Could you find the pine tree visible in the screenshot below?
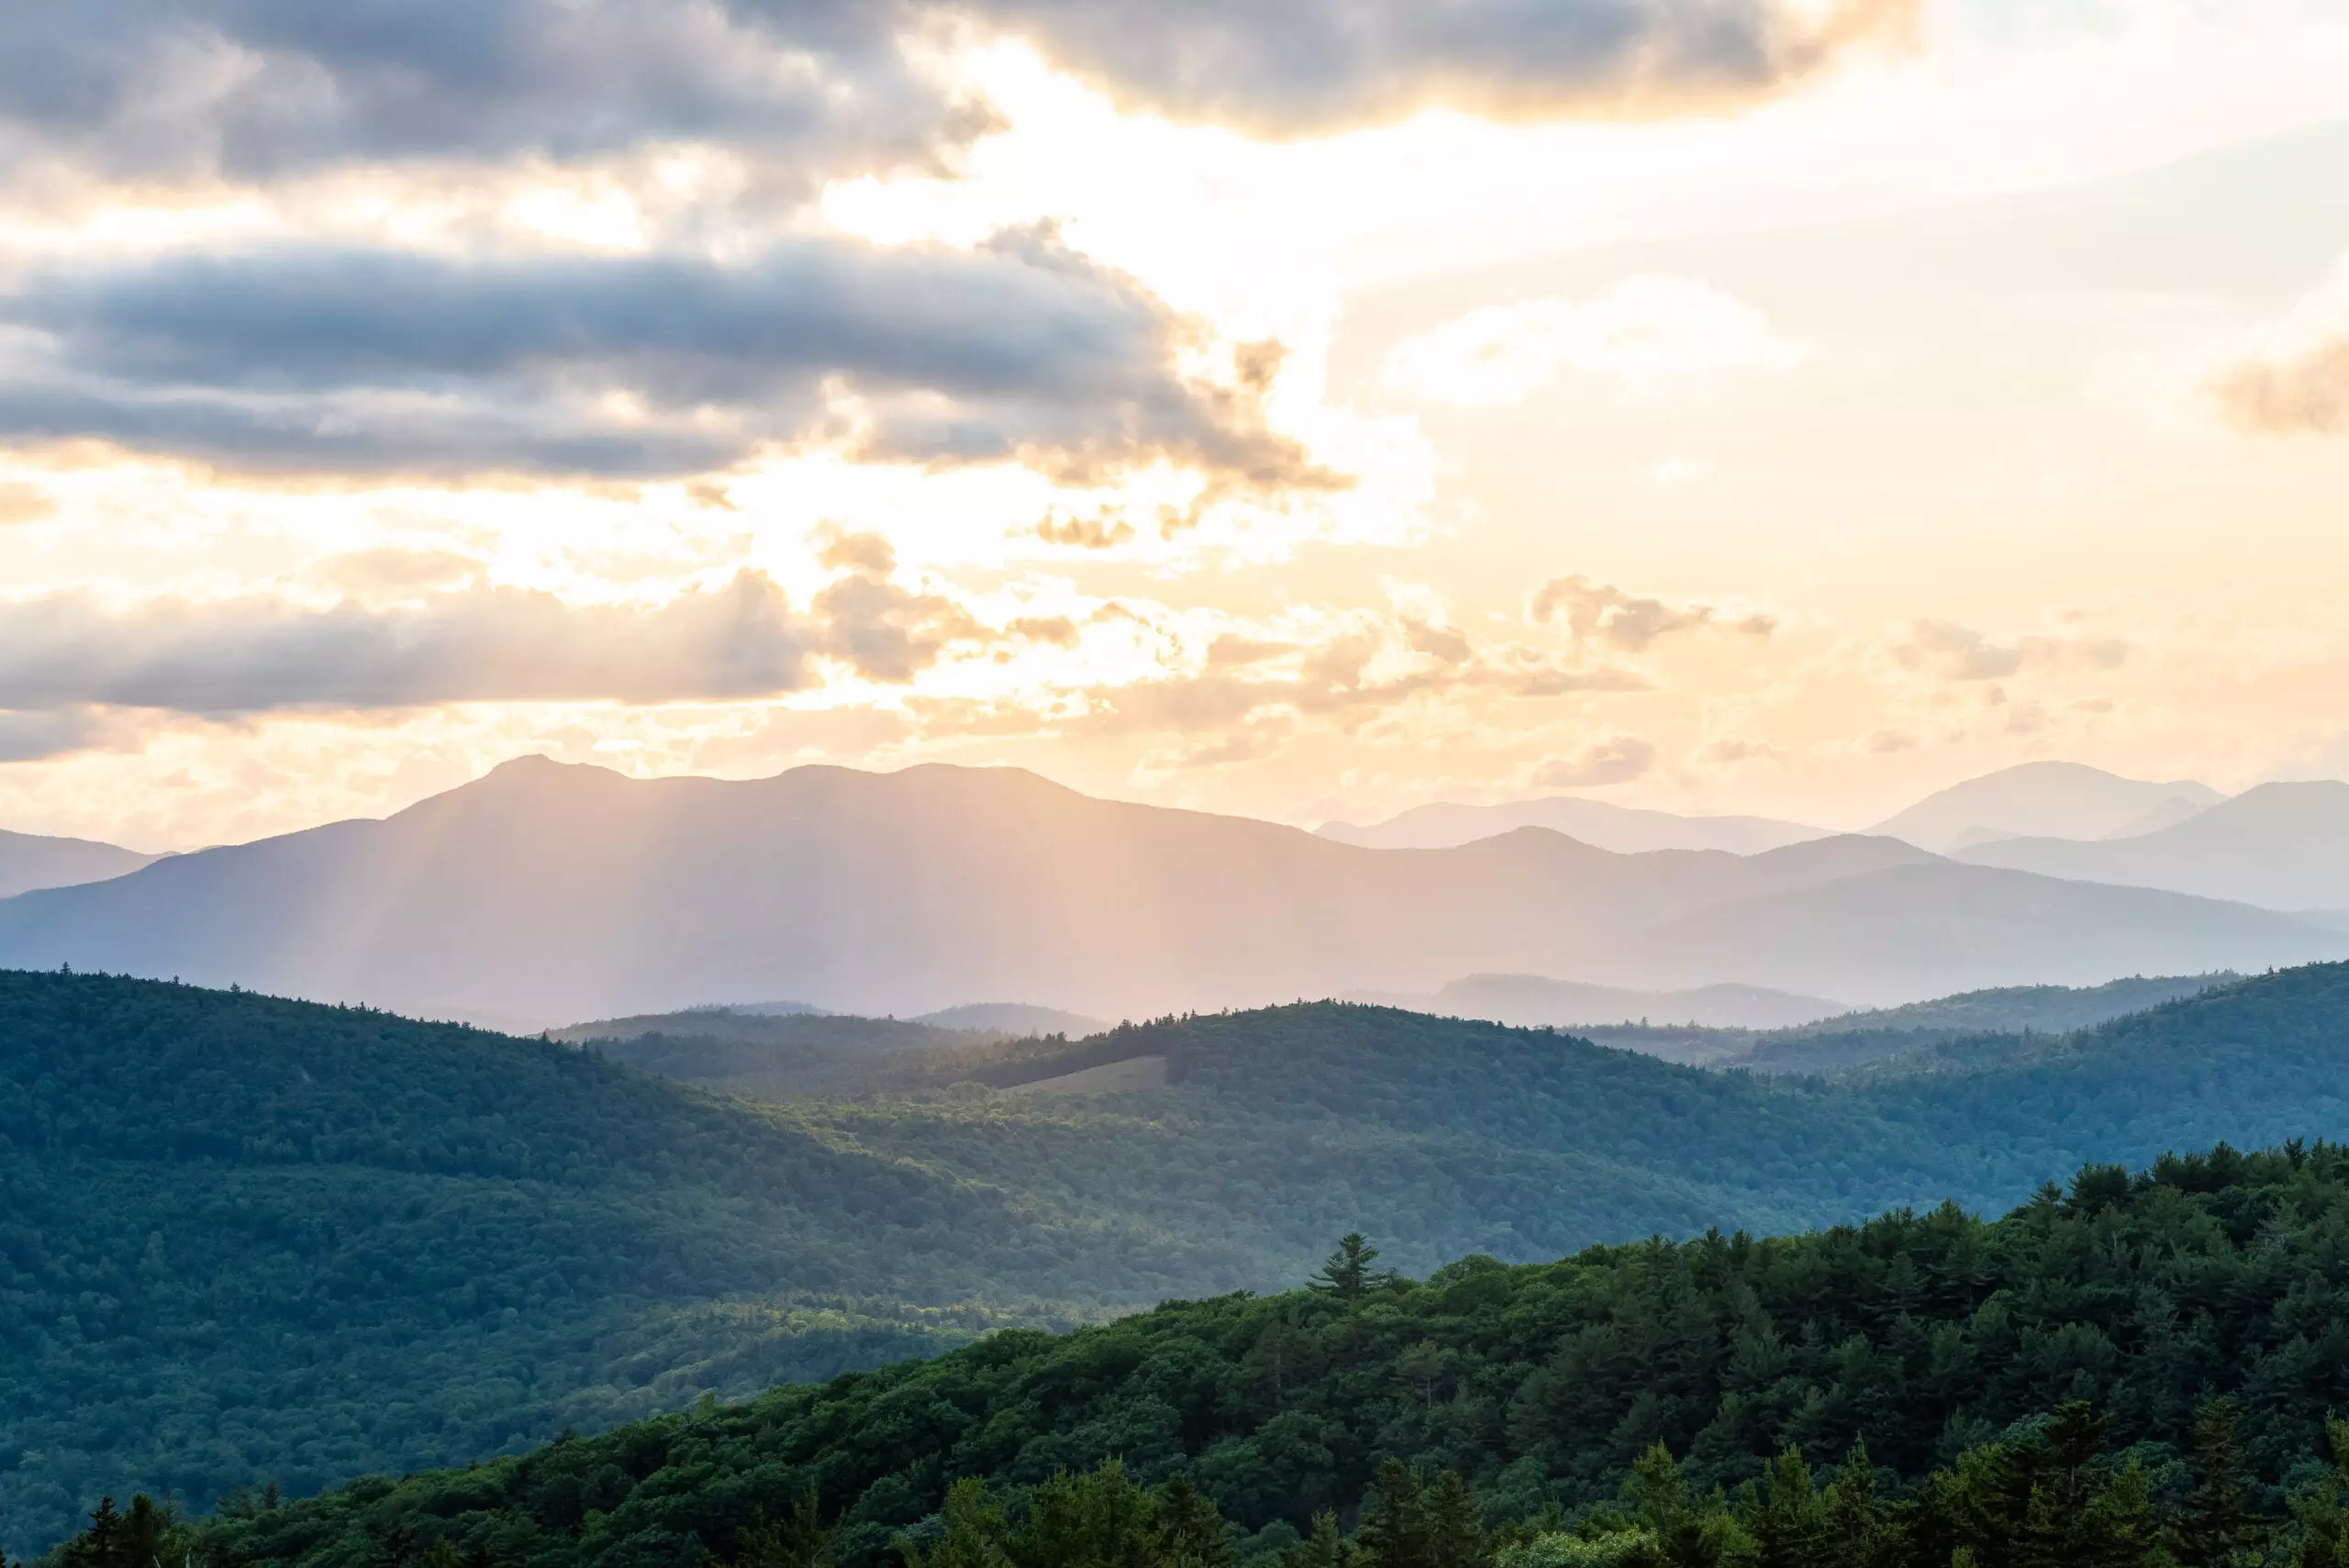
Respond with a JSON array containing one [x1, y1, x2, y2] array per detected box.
[[1311, 1236, 1391, 1302], [2174, 1397, 2262, 1568], [1421, 1472, 1487, 1568], [1744, 1449, 1831, 1568], [1154, 1477, 1230, 1568], [1356, 1462, 1430, 1568]]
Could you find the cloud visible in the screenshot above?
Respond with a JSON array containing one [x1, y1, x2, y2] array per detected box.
[[0, 0, 1911, 204], [2210, 260, 2349, 437], [0, 482, 55, 525], [1535, 735, 1656, 788], [0, 574, 824, 713], [808, 532, 987, 683], [0, 231, 1318, 484], [1384, 278, 1803, 406], [2214, 340, 2349, 437], [0, 0, 976, 194], [1895, 619, 2127, 683], [971, 0, 1915, 136], [0, 706, 134, 763], [1528, 574, 1770, 651]]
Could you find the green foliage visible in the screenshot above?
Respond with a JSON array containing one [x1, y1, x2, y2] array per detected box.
[[23, 963, 2349, 1560], [147, 1140, 2349, 1568]]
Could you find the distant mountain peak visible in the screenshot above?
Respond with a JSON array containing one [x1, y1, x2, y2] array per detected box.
[[1872, 761, 2222, 853]]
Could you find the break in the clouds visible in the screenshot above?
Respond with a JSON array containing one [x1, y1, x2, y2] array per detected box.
[[975, 0, 1913, 135], [1385, 279, 1802, 407], [0, 231, 1310, 482]]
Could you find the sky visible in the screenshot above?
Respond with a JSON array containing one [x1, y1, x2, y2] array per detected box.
[[2, 0, 2348, 851]]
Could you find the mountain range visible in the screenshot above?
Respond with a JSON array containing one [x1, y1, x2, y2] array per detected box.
[[1317, 795, 1829, 854], [1956, 779, 2349, 911], [0, 757, 2337, 1023], [0, 827, 155, 899], [1867, 759, 2224, 851]]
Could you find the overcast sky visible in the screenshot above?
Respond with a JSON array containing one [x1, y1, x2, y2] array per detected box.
[[3, 0, 2348, 850]]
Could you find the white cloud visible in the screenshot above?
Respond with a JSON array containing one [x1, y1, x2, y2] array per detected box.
[[1382, 278, 1803, 406]]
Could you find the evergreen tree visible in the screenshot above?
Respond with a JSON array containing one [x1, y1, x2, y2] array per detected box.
[[1356, 1462, 1430, 1568], [1421, 1473, 1487, 1568], [736, 1490, 837, 1568], [1311, 1236, 1391, 1302], [1280, 1514, 1349, 1568], [1153, 1478, 1230, 1568], [1744, 1450, 1831, 1568], [2175, 1397, 2262, 1568]]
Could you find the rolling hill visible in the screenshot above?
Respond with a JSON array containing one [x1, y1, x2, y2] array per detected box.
[[1958, 779, 2349, 911], [0, 826, 155, 898], [0, 757, 2332, 1023], [1317, 795, 1828, 854], [1869, 760, 2221, 852], [180, 1140, 2349, 1568], [17, 962, 2349, 1550]]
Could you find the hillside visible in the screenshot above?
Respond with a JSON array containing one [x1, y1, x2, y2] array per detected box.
[[177, 1140, 2349, 1568], [0, 828, 155, 898], [1959, 779, 2349, 910], [1868, 760, 2221, 852], [546, 1009, 1016, 1099], [1317, 795, 1828, 854], [0, 973, 1193, 1552], [1679, 971, 2235, 1074], [0, 758, 2333, 1023], [21, 964, 2349, 1553]]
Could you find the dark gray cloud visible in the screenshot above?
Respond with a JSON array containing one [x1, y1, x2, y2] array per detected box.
[[0, 230, 1313, 481], [2, 0, 1914, 192], [0, 574, 818, 714], [0, 0, 974, 190], [0, 552, 1041, 724], [966, 0, 1915, 136], [0, 707, 129, 763]]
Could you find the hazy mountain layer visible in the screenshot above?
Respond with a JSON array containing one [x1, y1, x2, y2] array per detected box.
[[1958, 779, 2349, 911], [0, 758, 2332, 1022], [1317, 795, 1829, 853], [1387, 974, 1849, 1029], [1869, 760, 2221, 852], [0, 827, 155, 898]]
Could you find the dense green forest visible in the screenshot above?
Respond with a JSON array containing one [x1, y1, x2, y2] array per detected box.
[[67, 1140, 2349, 1568], [543, 1012, 1030, 1101], [12, 964, 2349, 1555]]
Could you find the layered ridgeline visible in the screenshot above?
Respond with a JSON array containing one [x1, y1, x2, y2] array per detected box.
[[0, 759, 2337, 1025], [0, 828, 154, 899], [1549, 973, 2240, 1072], [17, 963, 2349, 1553], [101, 1141, 2349, 1568]]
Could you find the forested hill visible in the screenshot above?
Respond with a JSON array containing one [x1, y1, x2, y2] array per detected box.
[[17, 965, 2349, 1555], [0, 972, 1179, 1553], [170, 1141, 2349, 1568]]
